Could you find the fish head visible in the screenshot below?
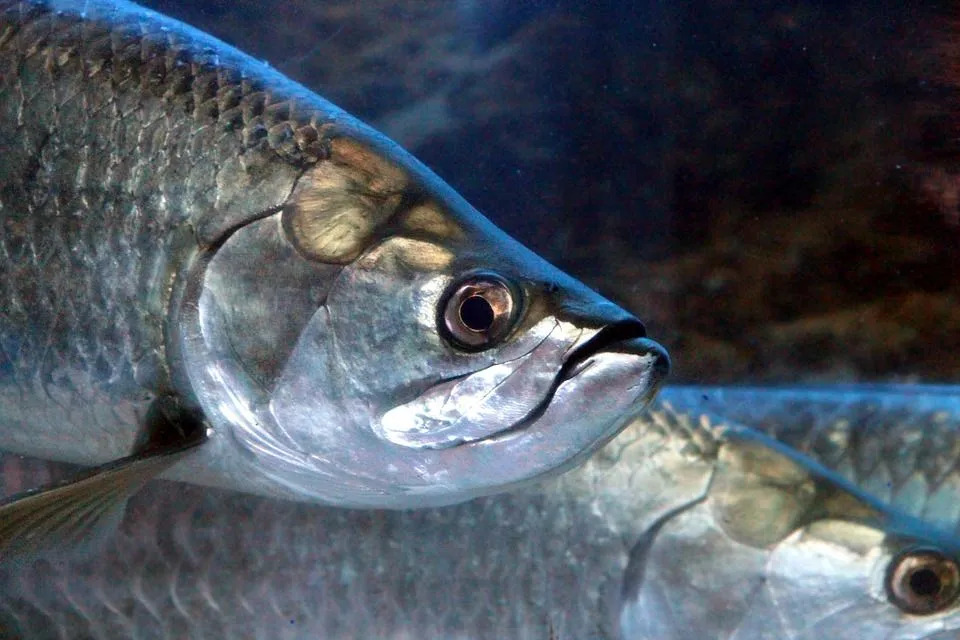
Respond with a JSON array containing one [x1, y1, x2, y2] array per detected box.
[[619, 432, 960, 639], [179, 133, 668, 507]]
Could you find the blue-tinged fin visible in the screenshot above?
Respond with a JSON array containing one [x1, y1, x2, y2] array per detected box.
[[0, 399, 206, 562]]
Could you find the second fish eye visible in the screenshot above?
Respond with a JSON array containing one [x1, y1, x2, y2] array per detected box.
[[886, 548, 960, 615], [440, 273, 518, 351]]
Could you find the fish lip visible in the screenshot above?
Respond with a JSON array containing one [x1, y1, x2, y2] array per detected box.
[[460, 320, 670, 447], [558, 319, 665, 382]]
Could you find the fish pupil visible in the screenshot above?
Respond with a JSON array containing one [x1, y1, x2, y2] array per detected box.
[[440, 273, 517, 350], [459, 295, 495, 332], [910, 568, 942, 597]]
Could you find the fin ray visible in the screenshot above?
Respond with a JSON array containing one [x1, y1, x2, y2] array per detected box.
[[0, 432, 205, 561]]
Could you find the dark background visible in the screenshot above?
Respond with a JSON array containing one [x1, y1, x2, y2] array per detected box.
[[142, 0, 960, 384]]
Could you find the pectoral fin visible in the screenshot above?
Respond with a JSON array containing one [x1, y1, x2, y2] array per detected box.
[[0, 400, 207, 561]]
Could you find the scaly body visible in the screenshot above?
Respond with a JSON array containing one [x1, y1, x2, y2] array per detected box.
[[2, 385, 959, 639]]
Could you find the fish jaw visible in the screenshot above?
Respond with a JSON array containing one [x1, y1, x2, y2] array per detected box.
[[254, 309, 668, 508], [446, 336, 670, 487], [373, 319, 668, 450]]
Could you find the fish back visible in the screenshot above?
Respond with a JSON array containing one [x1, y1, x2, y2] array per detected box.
[[659, 386, 960, 534]]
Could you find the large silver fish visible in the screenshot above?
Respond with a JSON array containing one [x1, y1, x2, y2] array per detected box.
[[1, 386, 958, 639], [0, 0, 669, 551]]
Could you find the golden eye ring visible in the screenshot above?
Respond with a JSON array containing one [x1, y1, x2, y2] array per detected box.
[[439, 273, 518, 351], [886, 547, 960, 615]]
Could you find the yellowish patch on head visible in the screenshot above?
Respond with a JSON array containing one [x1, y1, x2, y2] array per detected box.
[[328, 138, 408, 194], [282, 137, 410, 264], [403, 204, 463, 240], [711, 438, 818, 547], [358, 237, 454, 272], [802, 520, 885, 556]]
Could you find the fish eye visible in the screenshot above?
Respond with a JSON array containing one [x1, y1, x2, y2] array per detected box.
[[440, 273, 518, 350], [886, 548, 960, 615]]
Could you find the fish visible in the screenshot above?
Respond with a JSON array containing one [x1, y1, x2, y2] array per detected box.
[[1, 385, 958, 639], [623, 385, 960, 640], [0, 0, 669, 554]]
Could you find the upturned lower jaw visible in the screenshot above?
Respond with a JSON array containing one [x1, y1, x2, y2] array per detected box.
[[496, 334, 668, 438], [449, 326, 670, 450], [557, 319, 661, 379], [375, 318, 589, 450], [373, 313, 668, 452], [248, 331, 669, 507]]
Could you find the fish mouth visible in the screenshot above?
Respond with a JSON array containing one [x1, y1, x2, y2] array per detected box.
[[476, 320, 670, 444], [559, 320, 666, 381], [376, 317, 669, 450]]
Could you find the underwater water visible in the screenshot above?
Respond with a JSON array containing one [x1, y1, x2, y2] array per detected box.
[[2, 0, 960, 638]]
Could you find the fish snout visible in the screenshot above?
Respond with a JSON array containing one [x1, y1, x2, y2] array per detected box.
[[613, 335, 671, 379], [556, 294, 643, 333]]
